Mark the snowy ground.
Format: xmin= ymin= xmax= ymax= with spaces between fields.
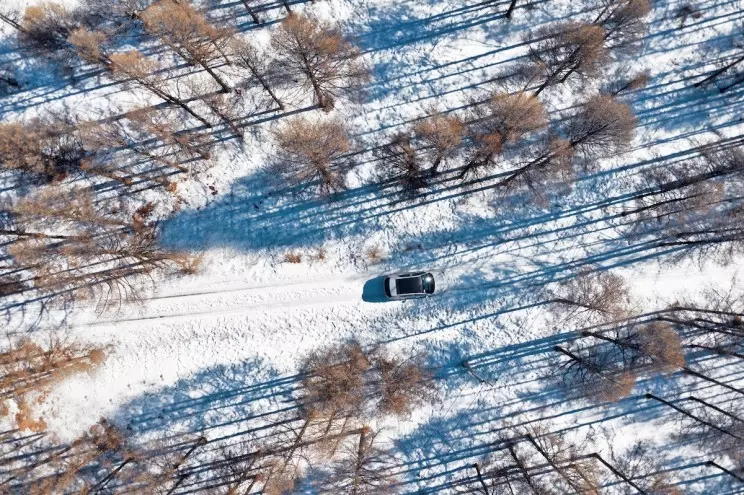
xmin=2 ymin=0 xmax=744 ymax=492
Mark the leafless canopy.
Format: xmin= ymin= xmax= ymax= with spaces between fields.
xmin=273 ymin=117 xmax=351 ymax=194
xmin=141 ymin=0 xmax=234 ymax=93
xmin=1 ymin=186 xmax=199 ymax=312
xmin=595 ymin=0 xmax=652 ymax=51
xmin=461 ymin=91 xmax=547 ymax=178
xmin=272 ymin=13 xmax=369 ymax=110
xmin=565 ymin=94 xmax=637 ymax=158
xmin=413 ymin=111 xmax=465 ymax=175
xmin=548 ymin=269 xmax=633 ymax=326
xmin=300 ymin=342 xmax=436 ymax=420
xmin=525 ymin=22 xmax=609 ymax=95
xmin=376 ymin=132 xmax=428 ymax=194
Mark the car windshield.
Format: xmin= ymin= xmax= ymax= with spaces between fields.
xmin=422 ymin=274 xmax=435 ymax=294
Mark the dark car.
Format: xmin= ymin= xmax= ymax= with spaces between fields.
xmin=383 ymin=272 xmax=436 ymax=300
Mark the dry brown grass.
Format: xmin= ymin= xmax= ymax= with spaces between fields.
xmin=284 ymin=252 xmax=303 ymax=264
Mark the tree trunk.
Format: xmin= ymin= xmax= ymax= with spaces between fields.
xmin=694 ymin=54 xmax=744 ymax=88
xmin=351 ymin=428 xmax=367 ymax=495
xmin=685 ymin=344 xmax=744 ymax=360
xmin=0 ymin=12 xmax=24 ymax=32
xmin=166 ymin=474 xmax=188 ymax=495
xmin=240 ymin=56 xmax=284 ymax=109
xmin=282 ymin=0 xmax=293 ymax=13
xmin=241 ymin=0 xmax=261 ymax=24
xmin=720 ymin=73 xmax=744 ymax=93
xmin=683 ymin=367 xmax=744 ymax=396
xmin=645 ymin=393 xmax=743 ymax=440
xmin=137 ymin=80 xmax=212 ymax=128
xmin=0 ymin=229 xmax=80 ymax=240
xmin=506 ymin=443 xmax=541 ymax=494
xmin=91 ymin=457 xmax=133 ymax=492
xmin=300 ymin=52 xmax=327 ymax=109
xmin=588 ymin=453 xmax=648 ymax=494
xmin=473 ymin=462 xmax=490 ymax=495
xmin=707 ymin=460 xmax=744 ymax=483
xmin=688 ymin=396 xmax=744 ymax=422
xmin=198 ymin=61 xmax=231 ymax=93
xmin=505 ymin=0 xmax=518 ymax=20
xmin=524 ymin=434 xmax=586 ymax=493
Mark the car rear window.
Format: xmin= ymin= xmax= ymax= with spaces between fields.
xmin=396 ymin=277 xmax=423 ymax=294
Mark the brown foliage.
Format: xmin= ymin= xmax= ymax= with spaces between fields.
xmin=272 ymin=13 xmax=369 ymax=110
xmin=633 ymin=322 xmax=685 ymax=372
xmin=4 ymin=186 xmax=197 ymax=311
xmin=609 ymin=70 xmax=650 ymax=95
xmin=273 ymin=117 xmax=350 ymax=193
xmin=68 ymin=27 xmax=108 ymax=64
xmin=108 ymin=50 xmax=156 ymax=81
xmin=375 ymin=355 xmax=435 ymax=416
xmin=596 ymin=0 xmax=652 ymax=50
xmin=377 ymin=132 xmax=427 ymax=193
xmin=19 ymin=2 xmax=76 ymax=54
xmin=462 ymin=91 xmax=547 ymax=178
xmin=322 ymin=427 xmax=398 ymax=494
xmin=301 ymin=342 xmax=370 ymax=419
xmin=567 ymin=94 xmax=637 ymax=157
xmin=413 ymin=112 xmax=465 ymax=174
xmin=0 ymin=334 xmax=107 ymax=431
xmin=301 ymin=342 xmax=436 ymax=421
xmin=527 ymin=22 xmax=608 ymax=94
xmin=142 ymin=0 xmax=233 ymax=91
xmin=550 ymin=269 xmax=633 ymax=325
xmin=0 ymin=119 xmax=85 ymax=181
xmin=554 ymin=344 xmax=637 ymax=402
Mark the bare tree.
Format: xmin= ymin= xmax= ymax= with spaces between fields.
xmin=273 ymin=117 xmax=351 ymax=194
xmin=0 ymin=334 xmax=106 ymax=431
xmin=141 ymin=0 xmax=234 ymax=93
xmin=232 ymin=39 xmax=285 ymax=109
xmin=554 ymin=343 xmax=637 ymax=402
xmin=497 ymin=95 xmax=636 ymax=194
xmin=272 ymin=13 xmax=369 ymax=110
xmin=0 ymin=6 xmax=24 ymax=32
xmin=1 ymin=186 xmax=200 ymax=311
xmin=608 ymin=440 xmax=682 ymax=494
xmin=505 ymin=0 xmax=518 ymax=20
xmin=239 ymin=0 xmax=262 ymax=24
xmin=526 ymin=22 xmax=608 ymax=95
xmin=565 ymin=94 xmax=637 ymax=158
xmin=582 ymin=321 xmax=685 ymax=374
xmin=322 ymin=427 xmax=398 ymax=494
xmin=373 ymin=353 xmax=436 ymax=417
xmin=693 ymin=25 xmax=744 ymax=91
xmin=478 ymin=423 xmax=600 ymax=494
xmin=547 ymin=269 xmax=633 ymax=326
xmin=461 ymin=91 xmax=547 ymax=179
xmin=594 ymin=0 xmax=652 ymax=51
xmin=376 ymin=132 xmax=427 ymax=194
xmin=69 ymin=30 xmax=214 ymax=128
xmin=623 ymin=142 xmax=744 ymax=263
xmin=607 ymin=70 xmax=650 ymax=96
xmin=17 ymin=2 xmax=77 ymax=55
xmin=300 ymin=342 xmax=436 ymax=421
xmin=413 ymin=111 xmax=465 ymax=175
xmin=0 ymin=118 xmax=89 ymax=183
xmin=78 ymin=107 xmax=214 ymax=189
xmin=301 ymin=342 xmax=371 ymax=421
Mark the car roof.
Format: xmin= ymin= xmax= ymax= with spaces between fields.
xmin=396 ymin=276 xmax=423 ymax=294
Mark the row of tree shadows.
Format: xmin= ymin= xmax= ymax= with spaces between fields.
xmin=1 ymin=306 xmax=742 ymax=492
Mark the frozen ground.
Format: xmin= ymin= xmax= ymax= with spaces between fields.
xmin=1 ymin=0 xmax=744 ymax=492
